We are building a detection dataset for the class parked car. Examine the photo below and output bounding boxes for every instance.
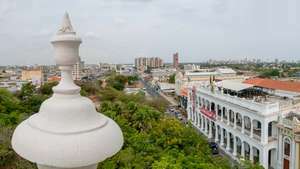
[177,113,183,120]
[208,142,219,155]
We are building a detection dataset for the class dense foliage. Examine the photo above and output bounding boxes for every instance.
[259,69,280,78]
[0,82,55,169]
[97,87,232,169]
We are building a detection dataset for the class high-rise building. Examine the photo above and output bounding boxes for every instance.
[72,57,84,80]
[173,52,179,69]
[134,57,163,71]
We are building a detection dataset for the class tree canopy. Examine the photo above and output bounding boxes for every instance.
[0,76,263,169]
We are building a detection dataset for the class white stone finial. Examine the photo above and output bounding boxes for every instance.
[58,12,75,34]
[12,13,124,169]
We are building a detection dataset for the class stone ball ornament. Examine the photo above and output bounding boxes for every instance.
[11,13,124,169]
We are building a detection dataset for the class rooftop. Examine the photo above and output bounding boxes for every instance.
[244,77,300,93]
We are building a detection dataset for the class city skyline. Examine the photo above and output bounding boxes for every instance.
[1,0,300,65]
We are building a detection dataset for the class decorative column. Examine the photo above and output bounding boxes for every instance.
[198,113,201,128]
[226,131,231,151]
[214,125,219,143]
[250,146,254,161]
[11,13,123,169]
[241,141,245,158]
[250,119,253,138]
[200,115,204,131]
[261,121,268,144]
[220,128,224,146]
[241,115,245,134]
[204,118,207,133]
[208,119,212,139]
[233,136,237,156]
[233,112,237,129]
[221,107,223,122]
[226,110,230,125]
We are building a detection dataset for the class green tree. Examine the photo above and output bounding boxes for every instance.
[39,81,58,95]
[17,82,36,100]
[259,69,280,78]
[168,73,176,84]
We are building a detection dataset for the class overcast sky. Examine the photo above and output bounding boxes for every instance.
[0,0,300,65]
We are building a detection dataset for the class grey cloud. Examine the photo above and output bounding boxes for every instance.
[0,0,300,65]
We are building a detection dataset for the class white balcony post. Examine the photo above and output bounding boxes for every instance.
[233,136,237,156]
[215,125,219,142]
[11,13,123,169]
[226,131,231,151]
[226,110,230,125]
[241,115,245,134]
[241,141,245,158]
[233,112,237,129]
[250,146,254,161]
[220,128,224,146]
[201,115,205,131]
[250,119,253,138]
[205,118,208,134]
[198,113,201,128]
[261,121,269,144]
[221,107,224,122]
[208,119,212,139]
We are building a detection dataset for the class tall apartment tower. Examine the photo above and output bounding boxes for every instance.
[173,52,179,69]
[72,56,84,80]
[135,57,163,71]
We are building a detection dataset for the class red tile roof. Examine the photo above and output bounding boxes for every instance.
[180,87,188,97]
[48,76,61,82]
[243,78,300,93]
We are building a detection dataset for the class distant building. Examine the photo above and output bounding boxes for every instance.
[99,63,116,71]
[134,57,163,71]
[173,52,179,69]
[72,57,84,80]
[21,68,44,86]
[184,64,201,71]
[119,64,135,76]
[175,68,239,96]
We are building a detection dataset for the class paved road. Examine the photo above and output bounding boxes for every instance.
[159,92,178,106]
[139,78,160,97]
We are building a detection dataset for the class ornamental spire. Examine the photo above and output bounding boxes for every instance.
[58,12,75,34]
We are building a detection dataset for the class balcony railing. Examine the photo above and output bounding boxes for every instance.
[200,107,216,120]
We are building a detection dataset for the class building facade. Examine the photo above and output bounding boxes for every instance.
[277,113,300,169]
[186,80,300,169]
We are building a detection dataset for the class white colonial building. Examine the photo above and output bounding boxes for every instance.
[186,79,300,169]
